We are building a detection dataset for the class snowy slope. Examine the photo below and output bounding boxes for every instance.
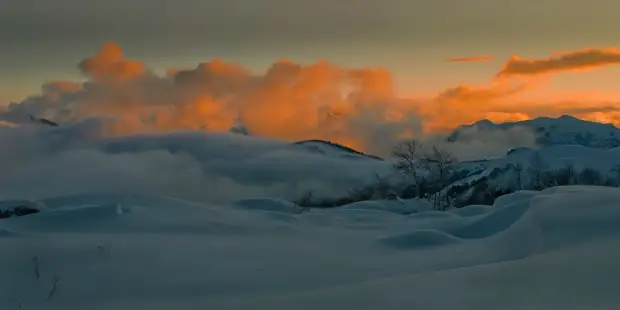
[448,115,620,148]
[442,145,620,206]
[1,186,620,309]
[476,145,619,186]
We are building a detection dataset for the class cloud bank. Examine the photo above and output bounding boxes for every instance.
[497,47,620,77]
[2,43,620,159]
[1,42,428,155]
[0,122,392,203]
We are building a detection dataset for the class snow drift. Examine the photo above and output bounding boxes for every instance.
[1,186,619,309]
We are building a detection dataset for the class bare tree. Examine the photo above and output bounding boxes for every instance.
[387,188,405,205]
[513,163,524,190]
[579,168,604,185]
[555,162,577,185]
[348,186,373,202]
[372,174,393,200]
[528,151,547,190]
[611,165,620,186]
[423,146,455,187]
[421,146,456,210]
[392,140,423,197]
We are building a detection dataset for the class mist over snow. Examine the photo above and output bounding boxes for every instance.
[0,121,393,203]
[422,125,538,161]
[0,110,546,205]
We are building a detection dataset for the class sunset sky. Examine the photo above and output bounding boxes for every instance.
[2,0,620,151]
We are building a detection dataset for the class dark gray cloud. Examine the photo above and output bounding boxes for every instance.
[0,0,401,46]
[3,0,620,49]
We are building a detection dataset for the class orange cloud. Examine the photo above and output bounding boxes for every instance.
[7,43,421,154]
[415,82,529,132]
[497,47,620,77]
[78,42,147,81]
[5,42,620,155]
[447,56,493,63]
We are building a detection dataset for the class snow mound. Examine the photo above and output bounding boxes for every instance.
[340,199,430,214]
[232,198,302,214]
[408,210,458,219]
[0,226,22,237]
[379,229,463,249]
[449,204,493,217]
[1,186,620,309]
[40,193,204,210]
[450,200,531,239]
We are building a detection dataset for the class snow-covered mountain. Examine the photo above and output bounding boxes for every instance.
[447,115,620,149]
[383,116,620,208]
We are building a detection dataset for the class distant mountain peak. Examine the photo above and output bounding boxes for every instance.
[29,115,59,127]
[558,114,578,120]
[448,115,620,149]
[291,140,384,161]
[473,119,495,126]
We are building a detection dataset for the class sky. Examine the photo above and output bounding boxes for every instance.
[2,0,620,151]
[3,0,620,97]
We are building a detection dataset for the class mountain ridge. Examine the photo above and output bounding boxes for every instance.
[447,115,620,149]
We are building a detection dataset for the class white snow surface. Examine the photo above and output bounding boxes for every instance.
[1,186,620,309]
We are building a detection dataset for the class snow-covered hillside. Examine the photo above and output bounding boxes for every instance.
[1,186,620,309]
[441,145,620,206]
[448,115,620,149]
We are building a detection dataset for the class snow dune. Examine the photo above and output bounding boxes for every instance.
[1,185,619,309]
